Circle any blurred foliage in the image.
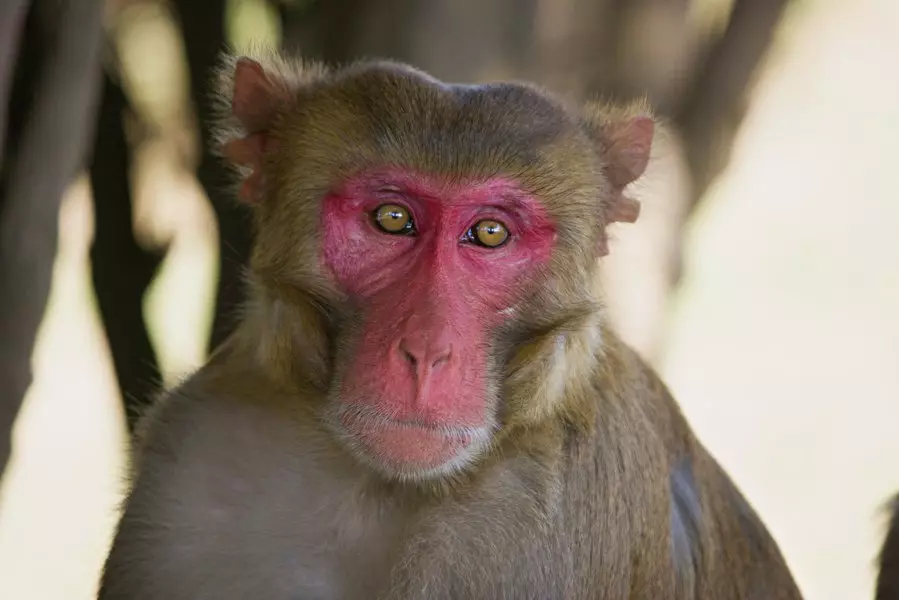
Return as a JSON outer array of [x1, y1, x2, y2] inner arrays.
[[226, 0, 282, 52]]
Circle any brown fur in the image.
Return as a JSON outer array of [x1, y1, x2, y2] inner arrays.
[[98, 51, 803, 599]]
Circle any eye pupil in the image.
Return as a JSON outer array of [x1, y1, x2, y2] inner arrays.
[[374, 203, 414, 234], [471, 219, 509, 248]]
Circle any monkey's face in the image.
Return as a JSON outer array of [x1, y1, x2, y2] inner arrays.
[[319, 168, 557, 479], [219, 56, 653, 482]]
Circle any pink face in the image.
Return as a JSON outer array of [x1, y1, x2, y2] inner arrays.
[[321, 168, 556, 477]]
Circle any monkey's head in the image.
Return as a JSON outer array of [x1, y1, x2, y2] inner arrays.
[[215, 53, 654, 482]]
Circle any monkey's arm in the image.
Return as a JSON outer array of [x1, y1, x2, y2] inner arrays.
[[607, 336, 803, 600], [689, 446, 804, 600], [643, 376, 803, 598]]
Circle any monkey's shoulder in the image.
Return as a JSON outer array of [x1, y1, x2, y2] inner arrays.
[[111, 379, 403, 599], [131, 366, 359, 499], [583, 337, 696, 457], [583, 342, 804, 599]]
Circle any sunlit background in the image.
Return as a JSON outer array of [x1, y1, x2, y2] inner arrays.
[[1, 0, 898, 598]]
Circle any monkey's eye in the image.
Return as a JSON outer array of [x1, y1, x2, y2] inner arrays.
[[373, 203, 415, 235], [467, 219, 510, 248]]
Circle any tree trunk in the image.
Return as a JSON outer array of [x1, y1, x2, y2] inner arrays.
[[0, 0, 30, 170], [0, 0, 104, 476], [279, 0, 535, 82], [88, 64, 164, 432], [175, 0, 254, 354], [675, 0, 791, 213]]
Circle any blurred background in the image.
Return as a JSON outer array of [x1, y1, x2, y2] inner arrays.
[[0, 0, 897, 598]]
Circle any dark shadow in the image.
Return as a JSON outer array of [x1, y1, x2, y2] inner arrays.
[[88, 65, 164, 432], [175, 0, 254, 354]]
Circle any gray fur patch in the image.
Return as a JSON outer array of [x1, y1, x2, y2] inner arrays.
[[670, 457, 703, 599]]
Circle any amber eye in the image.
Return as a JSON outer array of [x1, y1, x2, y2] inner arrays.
[[469, 219, 510, 248], [373, 203, 414, 235]]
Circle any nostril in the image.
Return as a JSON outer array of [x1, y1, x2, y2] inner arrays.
[[397, 338, 451, 370], [398, 339, 419, 366], [402, 349, 418, 366], [430, 346, 452, 368]]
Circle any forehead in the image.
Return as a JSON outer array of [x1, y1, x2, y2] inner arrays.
[[285, 63, 593, 187]]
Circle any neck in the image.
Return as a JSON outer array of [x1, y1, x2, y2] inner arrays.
[[234, 275, 334, 394], [500, 303, 607, 432]]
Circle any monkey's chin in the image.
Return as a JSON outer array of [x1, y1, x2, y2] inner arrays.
[[338, 414, 487, 481]]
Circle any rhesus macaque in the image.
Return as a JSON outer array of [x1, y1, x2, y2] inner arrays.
[[99, 51, 803, 600], [877, 495, 899, 599]]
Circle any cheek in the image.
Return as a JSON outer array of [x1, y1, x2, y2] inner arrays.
[[321, 196, 414, 295], [460, 237, 555, 310]]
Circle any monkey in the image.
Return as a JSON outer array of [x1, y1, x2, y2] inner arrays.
[[97, 51, 804, 600], [876, 494, 899, 599]]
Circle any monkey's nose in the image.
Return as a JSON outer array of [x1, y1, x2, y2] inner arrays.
[[398, 337, 453, 370]]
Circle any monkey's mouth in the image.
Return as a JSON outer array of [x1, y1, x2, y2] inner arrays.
[[337, 409, 484, 476]]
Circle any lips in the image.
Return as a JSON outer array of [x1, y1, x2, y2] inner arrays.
[[339, 412, 474, 473]]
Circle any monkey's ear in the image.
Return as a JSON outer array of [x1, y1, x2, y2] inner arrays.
[[231, 58, 292, 134], [581, 100, 655, 256], [213, 53, 327, 204], [221, 58, 290, 204]]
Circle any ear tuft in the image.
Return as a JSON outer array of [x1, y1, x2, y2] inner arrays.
[[581, 99, 656, 256], [603, 114, 653, 188], [582, 98, 655, 189], [232, 58, 291, 133], [208, 49, 329, 205]]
